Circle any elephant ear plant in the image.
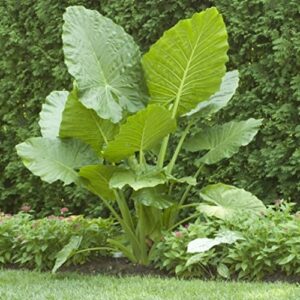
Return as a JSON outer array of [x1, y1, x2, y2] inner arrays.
[[16, 6, 266, 265]]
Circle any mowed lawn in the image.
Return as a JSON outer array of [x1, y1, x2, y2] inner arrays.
[[0, 269, 299, 300]]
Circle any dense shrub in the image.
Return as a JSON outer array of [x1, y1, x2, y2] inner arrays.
[[1, 0, 299, 217], [153, 203, 300, 280], [0, 212, 114, 270]]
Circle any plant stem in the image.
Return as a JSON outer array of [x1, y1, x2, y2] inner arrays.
[[157, 135, 170, 168], [166, 123, 192, 175], [178, 164, 203, 207], [179, 203, 199, 210], [169, 213, 199, 230]]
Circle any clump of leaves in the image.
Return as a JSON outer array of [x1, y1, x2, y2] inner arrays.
[[153, 203, 300, 280], [16, 6, 264, 265], [0, 213, 114, 271]]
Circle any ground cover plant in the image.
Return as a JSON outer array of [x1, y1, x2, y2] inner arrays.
[[153, 202, 300, 280], [16, 6, 266, 265], [0, 212, 114, 270]]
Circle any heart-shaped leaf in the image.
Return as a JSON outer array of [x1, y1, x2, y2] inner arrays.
[[63, 6, 147, 123], [198, 183, 266, 219], [142, 7, 228, 117]]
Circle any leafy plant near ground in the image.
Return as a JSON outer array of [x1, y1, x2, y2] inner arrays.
[[0, 213, 114, 270], [153, 203, 300, 280], [16, 6, 264, 265]]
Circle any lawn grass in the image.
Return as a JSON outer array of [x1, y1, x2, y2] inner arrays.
[[0, 269, 299, 300]]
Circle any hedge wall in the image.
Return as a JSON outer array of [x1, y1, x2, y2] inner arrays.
[[0, 0, 299, 216]]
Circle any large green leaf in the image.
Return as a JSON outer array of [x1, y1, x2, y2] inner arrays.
[[109, 166, 166, 191], [16, 137, 99, 185], [198, 183, 266, 220], [39, 91, 68, 138], [62, 6, 147, 123], [52, 235, 82, 274], [79, 165, 115, 200], [184, 119, 262, 165], [142, 7, 228, 117], [132, 186, 174, 209], [103, 105, 176, 162], [59, 89, 117, 155], [186, 70, 239, 117]]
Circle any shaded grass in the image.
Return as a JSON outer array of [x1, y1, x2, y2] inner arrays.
[[0, 269, 299, 300]]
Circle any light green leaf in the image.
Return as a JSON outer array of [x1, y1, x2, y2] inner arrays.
[[52, 235, 82, 274], [39, 91, 68, 138], [167, 175, 197, 186], [185, 253, 206, 267], [104, 105, 176, 162], [62, 6, 147, 123], [132, 186, 174, 209], [59, 89, 117, 155], [109, 166, 166, 191], [16, 137, 99, 185], [142, 7, 228, 117], [217, 263, 230, 279], [186, 70, 239, 117], [187, 230, 242, 253], [184, 119, 262, 165], [198, 183, 266, 220], [79, 165, 116, 200]]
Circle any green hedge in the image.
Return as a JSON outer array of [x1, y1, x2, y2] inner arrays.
[[1, 0, 299, 216]]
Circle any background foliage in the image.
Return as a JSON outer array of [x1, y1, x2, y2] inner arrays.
[[1, 0, 299, 216]]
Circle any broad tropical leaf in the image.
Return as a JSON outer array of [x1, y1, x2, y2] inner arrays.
[[39, 91, 68, 138], [187, 230, 242, 254], [79, 165, 115, 200], [16, 137, 99, 185], [186, 70, 239, 117], [132, 186, 174, 209], [109, 166, 166, 191], [52, 235, 82, 273], [104, 105, 176, 162], [198, 183, 266, 219], [184, 119, 262, 165], [59, 89, 117, 155], [142, 7, 228, 117], [62, 6, 147, 123]]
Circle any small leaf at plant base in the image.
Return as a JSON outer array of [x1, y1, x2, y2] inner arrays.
[[132, 186, 174, 209], [109, 166, 166, 191], [185, 70, 239, 117], [166, 175, 197, 186], [39, 91, 69, 138], [185, 253, 206, 267], [79, 165, 116, 200], [184, 119, 262, 165], [217, 263, 230, 279], [16, 137, 99, 185], [104, 105, 176, 162], [59, 89, 118, 155], [52, 235, 82, 273], [62, 6, 147, 123], [187, 230, 242, 253], [198, 183, 266, 220], [142, 7, 228, 117]]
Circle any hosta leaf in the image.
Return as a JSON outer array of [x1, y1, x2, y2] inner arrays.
[[142, 7, 228, 117], [187, 230, 242, 253], [52, 235, 82, 273], [184, 119, 262, 165], [198, 183, 266, 219], [39, 91, 68, 138], [132, 186, 174, 209], [109, 166, 166, 191], [186, 70, 239, 117], [59, 89, 117, 155], [104, 105, 176, 162], [79, 165, 116, 200], [16, 137, 99, 185], [62, 6, 147, 123]]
